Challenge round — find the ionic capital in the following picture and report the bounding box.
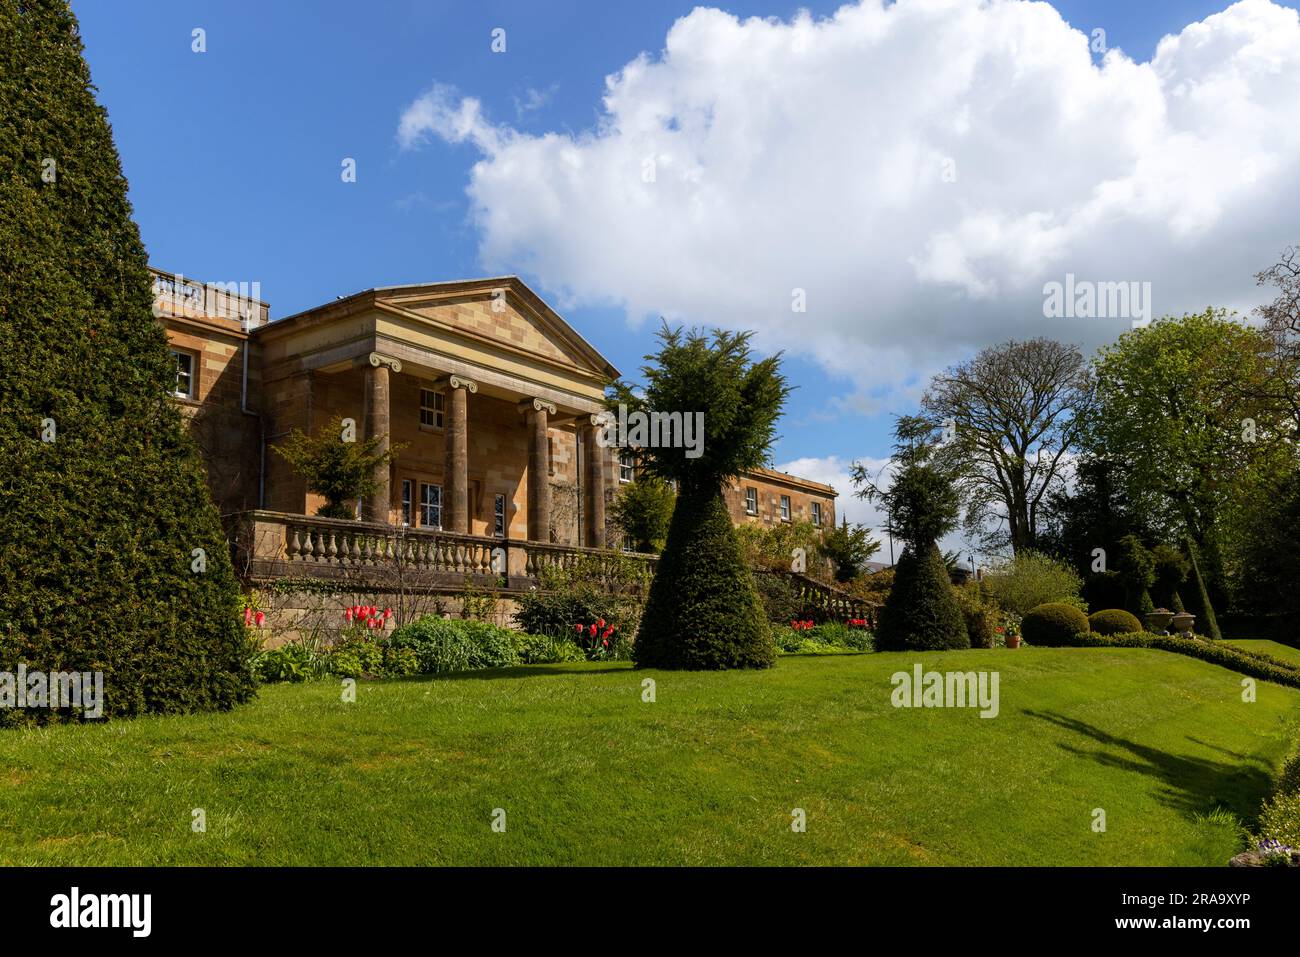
[358,352,402,373]
[519,397,557,416]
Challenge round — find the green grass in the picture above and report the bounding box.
[1225,639,1300,667]
[0,648,1296,866]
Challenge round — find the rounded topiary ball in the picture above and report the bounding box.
[1088,608,1142,636]
[1022,603,1090,647]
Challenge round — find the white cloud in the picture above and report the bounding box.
[398,0,1300,409]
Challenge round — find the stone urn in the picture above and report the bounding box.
[1170,612,1196,638]
[1145,608,1175,634]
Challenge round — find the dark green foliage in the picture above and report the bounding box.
[1115,535,1156,618]
[1149,545,1189,612]
[753,570,802,623]
[272,414,401,519]
[875,545,970,652]
[1038,458,1151,580]
[1237,468,1300,619]
[1082,571,1126,613]
[818,517,880,583]
[389,617,520,673]
[955,587,997,649]
[1184,536,1222,641]
[634,488,776,669]
[1088,608,1143,636]
[0,1,254,721]
[609,474,676,553]
[1022,603,1091,647]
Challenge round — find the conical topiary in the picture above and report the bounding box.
[0,0,254,720]
[875,544,970,651]
[1184,535,1222,640]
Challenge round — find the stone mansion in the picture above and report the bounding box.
[153,268,837,584]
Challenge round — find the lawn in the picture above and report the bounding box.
[1225,639,1300,667]
[0,648,1296,866]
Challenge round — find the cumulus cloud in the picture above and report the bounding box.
[398,0,1300,408]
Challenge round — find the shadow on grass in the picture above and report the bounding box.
[1025,710,1274,824]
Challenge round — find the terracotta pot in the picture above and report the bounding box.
[1006,635,1022,649]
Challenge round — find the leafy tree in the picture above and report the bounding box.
[1039,458,1152,575]
[735,519,822,573]
[609,474,676,553]
[1253,244,1300,432]
[1235,467,1300,620]
[1149,544,1189,612]
[853,417,968,649]
[919,338,1093,554]
[1114,535,1155,618]
[273,415,402,519]
[0,0,253,720]
[613,326,789,670]
[1083,310,1285,608]
[818,517,880,583]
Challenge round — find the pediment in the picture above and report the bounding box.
[375,279,617,380]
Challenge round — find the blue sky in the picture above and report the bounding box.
[75,0,1300,538]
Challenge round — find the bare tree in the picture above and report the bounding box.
[1254,244,1300,432]
[920,338,1094,554]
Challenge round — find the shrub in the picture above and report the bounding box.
[272,414,402,519]
[325,633,419,679]
[955,584,997,649]
[1257,791,1300,848]
[983,550,1085,618]
[390,617,520,674]
[514,555,645,640]
[1088,608,1143,636]
[1278,749,1300,798]
[252,643,319,683]
[512,633,585,665]
[771,622,873,654]
[1072,632,1300,689]
[1022,603,1091,647]
[0,2,255,721]
[609,475,676,553]
[1184,536,1223,641]
[753,571,803,623]
[1149,545,1190,611]
[634,488,776,669]
[875,544,969,652]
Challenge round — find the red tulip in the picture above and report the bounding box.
[255,611,266,628]
[384,607,393,619]
[574,624,583,634]
[602,639,609,648]
[344,609,354,622]
[244,607,253,626]
[589,624,598,637]
[597,618,606,629]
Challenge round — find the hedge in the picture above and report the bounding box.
[1071,632,1300,689]
[0,1,254,721]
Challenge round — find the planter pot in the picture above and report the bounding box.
[1006,635,1022,649]
[1145,609,1175,634]
[1170,612,1196,638]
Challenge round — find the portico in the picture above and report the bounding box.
[257,277,617,547]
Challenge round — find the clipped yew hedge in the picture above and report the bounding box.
[1088,608,1143,636]
[0,1,254,721]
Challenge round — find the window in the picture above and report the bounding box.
[780,495,791,522]
[619,451,635,483]
[745,487,758,515]
[419,389,444,428]
[811,502,822,526]
[171,350,195,399]
[401,480,412,527]
[493,494,506,537]
[420,483,442,529]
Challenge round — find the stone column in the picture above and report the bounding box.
[521,398,556,542]
[442,375,477,534]
[582,413,608,548]
[361,353,401,523]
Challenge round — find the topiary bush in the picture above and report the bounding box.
[1088,608,1143,636]
[634,487,775,669]
[1022,602,1091,646]
[875,544,969,652]
[0,1,254,722]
